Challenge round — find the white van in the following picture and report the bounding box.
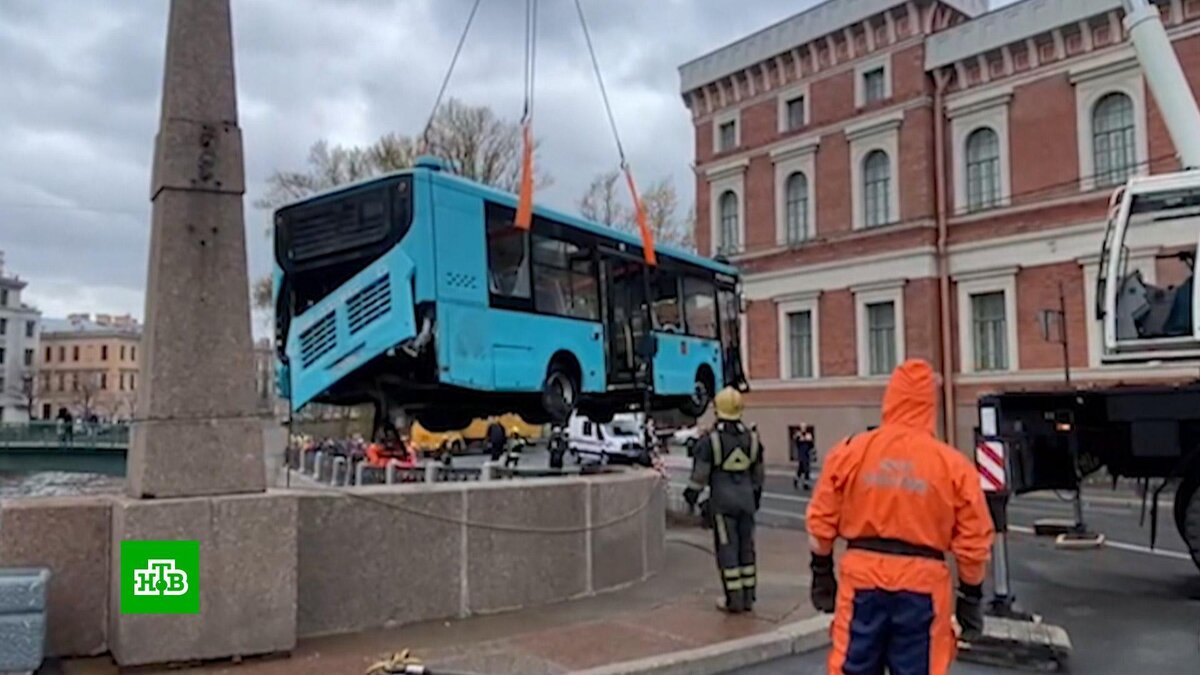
[567,413,645,464]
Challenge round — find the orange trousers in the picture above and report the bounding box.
[828,550,955,675]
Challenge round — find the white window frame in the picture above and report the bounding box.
[949,91,1012,214]
[771,137,819,246]
[777,84,811,134]
[855,54,892,108]
[1071,58,1148,193]
[1079,248,1159,367]
[777,293,821,380]
[706,160,748,256]
[713,108,742,153]
[847,111,902,230]
[854,281,906,378]
[955,268,1019,374]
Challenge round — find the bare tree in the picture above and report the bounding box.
[73,372,103,420]
[4,372,38,420]
[579,170,631,227]
[640,179,693,250]
[579,173,694,251]
[252,276,274,312]
[255,99,545,211]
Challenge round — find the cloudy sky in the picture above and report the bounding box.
[0,0,1017,324]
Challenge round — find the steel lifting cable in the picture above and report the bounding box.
[574,0,625,165]
[573,0,656,264]
[420,0,485,152]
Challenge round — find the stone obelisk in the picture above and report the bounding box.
[127,0,265,497]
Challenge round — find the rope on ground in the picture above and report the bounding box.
[286,474,666,535]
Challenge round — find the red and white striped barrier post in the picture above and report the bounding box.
[975,433,1022,618]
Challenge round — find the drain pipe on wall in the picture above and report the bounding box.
[933,71,957,445]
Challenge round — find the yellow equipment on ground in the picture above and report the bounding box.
[410,413,543,455]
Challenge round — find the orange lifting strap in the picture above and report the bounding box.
[623,166,656,265]
[515,120,534,230]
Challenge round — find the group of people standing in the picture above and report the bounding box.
[683,359,996,674]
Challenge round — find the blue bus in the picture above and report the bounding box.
[273,156,746,431]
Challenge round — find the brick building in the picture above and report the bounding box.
[679,0,1200,462]
[39,314,142,421]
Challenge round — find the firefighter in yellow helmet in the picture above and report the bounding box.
[683,387,766,612]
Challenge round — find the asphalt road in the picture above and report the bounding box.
[666,466,1200,674]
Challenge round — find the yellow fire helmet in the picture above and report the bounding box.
[714,386,744,421]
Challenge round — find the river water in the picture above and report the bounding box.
[0,471,123,498]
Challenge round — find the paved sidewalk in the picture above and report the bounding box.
[52,525,819,675]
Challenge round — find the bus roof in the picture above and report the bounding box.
[275,161,739,278]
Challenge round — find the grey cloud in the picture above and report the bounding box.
[0,0,829,325]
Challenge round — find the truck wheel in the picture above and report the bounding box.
[1176,477,1200,572]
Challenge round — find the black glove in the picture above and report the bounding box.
[956,582,985,640]
[810,553,836,614]
[753,487,762,511]
[683,487,700,509]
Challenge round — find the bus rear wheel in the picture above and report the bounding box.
[679,372,713,417]
[542,364,579,425]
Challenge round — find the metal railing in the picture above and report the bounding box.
[286,450,620,488]
[0,422,130,449]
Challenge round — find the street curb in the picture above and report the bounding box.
[572,614,833,675]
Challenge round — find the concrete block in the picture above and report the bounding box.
[0,612,45,673]
[644,480,667,576]
[296,486,464,637]
[128,417,266,499]
[109,493,297,666]
[0,497,110,657]
[589,474,652,591]
[466,479,587,613]
[0,569,48,613]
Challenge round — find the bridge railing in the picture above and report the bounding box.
[0,422,130,449]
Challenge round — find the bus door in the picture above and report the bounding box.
[601,251,652,388]
[717,279,748,391]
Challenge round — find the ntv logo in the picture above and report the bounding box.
[121,540,200,614]
[133,559,189,596]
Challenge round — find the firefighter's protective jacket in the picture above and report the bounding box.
[687,421,765,515]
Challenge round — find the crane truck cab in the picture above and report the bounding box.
[1099,172,1200,361]
[1097,1,1200,363]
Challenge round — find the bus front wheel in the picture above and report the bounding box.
[542,363,579,425]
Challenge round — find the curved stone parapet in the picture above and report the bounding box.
[0,469,667,662]
[294,469,666,638]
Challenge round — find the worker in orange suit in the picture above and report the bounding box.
[805,358,994,675]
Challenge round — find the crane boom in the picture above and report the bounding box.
[1124,0,1200,168]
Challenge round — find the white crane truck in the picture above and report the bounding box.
[981,0,1200,571]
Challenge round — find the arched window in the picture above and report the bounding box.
[718,191,739,254]
[1093,92,1136,188]
[785,172,809,244]
[965,127,1000,212]
[863,150,891,227]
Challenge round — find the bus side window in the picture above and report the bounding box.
[532,235,599,320]
[486,205,530,301]
[683,277,717,339]
[651,271,683,333]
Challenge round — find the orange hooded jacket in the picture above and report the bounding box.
[806,359,994,584]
